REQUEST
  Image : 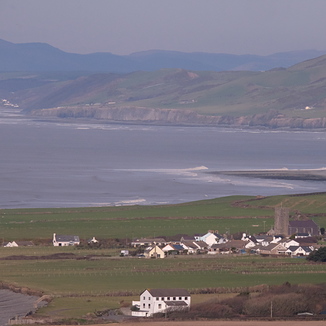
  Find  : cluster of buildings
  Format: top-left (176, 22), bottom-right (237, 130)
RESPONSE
top-left (3, 208), bottom-right (322, 259)
top-left (1, 99), bottom-right (19, 108)
top-left (131, 224), bottom-right (320, 258)
top-left (130, 208), bottom-right (322, 258)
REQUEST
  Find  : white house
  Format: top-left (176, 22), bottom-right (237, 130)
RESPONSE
top-left (286, 246), bottom-right (313, 256)
top-left (132, 288), bottom-right (191, 317)
top-left (194, 231), bottom-right (227, 246)
top-left (53, 233), bottom-right (80, 246)
top-left (282, 239), bottom-right (300, 249)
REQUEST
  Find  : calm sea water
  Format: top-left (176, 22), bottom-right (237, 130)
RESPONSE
top-left (1, 108), bottom-right (326, 208)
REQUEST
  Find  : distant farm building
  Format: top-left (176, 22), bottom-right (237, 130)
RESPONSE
top-left (132, 288), bottom-right (191, 317)
top-left (53, 233), bottom-right (80, 246)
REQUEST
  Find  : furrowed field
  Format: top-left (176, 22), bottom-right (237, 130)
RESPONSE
top-left (0, 193), bottom-right (325, 319)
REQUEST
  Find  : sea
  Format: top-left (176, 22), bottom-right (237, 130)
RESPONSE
top-left (1, 107), bottom-right (326, 209)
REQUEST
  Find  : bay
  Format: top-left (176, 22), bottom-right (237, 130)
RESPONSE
top-left (0, 108), bottom-right (325, 209)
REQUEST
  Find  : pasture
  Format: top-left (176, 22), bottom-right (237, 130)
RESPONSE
top-left (0, 195), bottom-right (283, 241)
top-left (0, 193), bottom-right (325, 319)
top-left (1, 252), bottom-right (326, 319)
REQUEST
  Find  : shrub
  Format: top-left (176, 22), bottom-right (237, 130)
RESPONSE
top-left (307, 246), bottom-right (326, 262)
top-left (244, 293), bottom-right (309, 317)
top-left (190, 299), bottom-right (235, 318)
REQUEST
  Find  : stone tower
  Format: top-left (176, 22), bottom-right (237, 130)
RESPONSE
top-left (274, 207), bottom-right (290, 236)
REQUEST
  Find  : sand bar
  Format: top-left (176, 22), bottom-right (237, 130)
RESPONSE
top-left (209, 169), bottom-right (326, 181)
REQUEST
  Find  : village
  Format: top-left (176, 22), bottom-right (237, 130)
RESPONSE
top-left (3, 208), bottom-right (322, 259)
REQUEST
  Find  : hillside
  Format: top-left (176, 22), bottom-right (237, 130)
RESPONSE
top-left (1, 54), bottom-right (326, 129)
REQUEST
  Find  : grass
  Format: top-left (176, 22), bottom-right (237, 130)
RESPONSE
top-left (0, 196), bottom-right (277, 241)
top-left (0, 193), bottom-right (325, 319)
top-left (1, 254), bottom-right (325, 296)
top-left (0, 253), bottom-right (324, 319)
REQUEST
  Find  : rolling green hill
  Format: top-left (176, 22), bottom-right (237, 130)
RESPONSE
top-left (2, 54), bottom-right (326, 128)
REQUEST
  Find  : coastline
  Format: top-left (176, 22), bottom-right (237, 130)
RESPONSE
top-left (208, 169), bottom-right (326, 181)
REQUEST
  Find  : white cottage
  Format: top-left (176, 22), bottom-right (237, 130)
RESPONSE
top-left (53, 233), bottom-right (80, 246)
top-left (132, 288), bottom-right (190, 317)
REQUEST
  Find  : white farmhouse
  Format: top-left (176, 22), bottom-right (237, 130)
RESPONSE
top-left (53, 233), bottom-right (80, 246)
top-left (132, 288), bottom-right (190, 317)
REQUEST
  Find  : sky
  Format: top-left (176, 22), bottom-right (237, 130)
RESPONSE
top-left (1, 0), bottom-right (326, 56)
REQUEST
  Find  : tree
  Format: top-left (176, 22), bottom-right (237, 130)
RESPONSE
top-left (307, 246), bottom-right (326, 262)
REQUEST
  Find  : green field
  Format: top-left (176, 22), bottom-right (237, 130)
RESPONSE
top-left (0, 196), bottom-right (276, 242)
top-left (0, 193), bottom-right (325, 320)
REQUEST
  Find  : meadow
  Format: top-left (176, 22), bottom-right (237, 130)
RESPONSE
top-left (0, 193), bottom-right (325, 320)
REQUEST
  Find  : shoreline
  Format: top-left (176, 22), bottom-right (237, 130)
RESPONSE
top-left (208, 169), bottom-right (326, 181)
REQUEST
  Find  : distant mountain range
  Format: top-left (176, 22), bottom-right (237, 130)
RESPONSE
top-left (1, 38), bottom-right (325, 73)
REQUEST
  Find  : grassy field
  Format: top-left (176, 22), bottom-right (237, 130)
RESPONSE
top-left (0, 193), bottom-right (325, 320)
top-left (1, 252), bottom-right (325, 319)
top-left (1, 193), bottom-right (325, 242)
top-left (1, 254), bottom-right (325, 295)
top-left (0, 196), bottom-right (277, 241)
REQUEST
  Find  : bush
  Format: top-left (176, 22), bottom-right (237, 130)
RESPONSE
top-left (244, 292), bottom-right (310, 317)
top-left (307, 246), bottom-right (326, 262)
top-left (190, 299), bottom-right (235, 318)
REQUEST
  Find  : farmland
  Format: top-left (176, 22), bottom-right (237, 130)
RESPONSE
top-left (0, 193), bottom-right (325, 320)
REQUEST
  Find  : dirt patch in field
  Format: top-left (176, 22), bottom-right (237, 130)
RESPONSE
top-left (0, 253), bottom-right (105, 261)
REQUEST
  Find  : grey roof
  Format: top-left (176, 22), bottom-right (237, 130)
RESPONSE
top-left (296, 237), bottom-right (317, 244)
top-left (289, 220), bottom-right (318, 227)
top-left (287, 246), bottom-right (312, 253)
top-left (55, 235), bottom-right (79, 242)
top-left (143, 288), bottom-right (190, 297)
top-left (180, 236), bottom-right (195, 241)
top-left (165, 301), bottom-right (188, 307)
top-left (14, 241), bottom-right (34, 246)
top-left (181, 241), bottom-right (198, 249)
top-left (287, 246), bottom-right (300, 251)
top-left (171, 244), bottom-right (184, 251)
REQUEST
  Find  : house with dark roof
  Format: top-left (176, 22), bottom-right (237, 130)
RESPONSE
top-left (288, 220), bottom-right (319, 237)
top-left (53, 233), bottom-right (80, 246)
top-left (162, 243), bottom-right (185, 255)
top-left (132, 288), bottom-right (190, 317)
top-left (259, 243), bottom-right (287, 256)
top-left (286, 246), bottom-right (313, 256)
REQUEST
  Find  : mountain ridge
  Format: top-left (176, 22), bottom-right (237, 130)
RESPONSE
top-left (1, 38), bottom-right (326, 73)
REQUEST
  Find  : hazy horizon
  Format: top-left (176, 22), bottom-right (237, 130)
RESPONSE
top-left (1, 0), bottom-right (326, 56)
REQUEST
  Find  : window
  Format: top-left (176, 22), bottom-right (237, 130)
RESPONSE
top-left (143, 303), bottom-right (145, 308)
top-left (161, 297), bottom-right (164, 300)
top-left (148, 297), bottom-right (150, 300)
top-left (179, 297), bottom-right (182, 300)
top-left (167, 297), bottom-right (170, 300)
top-left (148, 304), bottom-right (151, 308)
top-left (158, 304), bottom-right (162, 309)
top-left (156, 297), bottom-right (159, 300)
top-left (143, 296), bottom-right (145, 300)
top-left (173, 297), bottom-right (176, 300)
top-left (185, 297), bottom-right (188, 300)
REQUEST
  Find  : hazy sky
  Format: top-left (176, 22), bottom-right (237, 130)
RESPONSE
top-left (1, 0), bottom-right (326, 55)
